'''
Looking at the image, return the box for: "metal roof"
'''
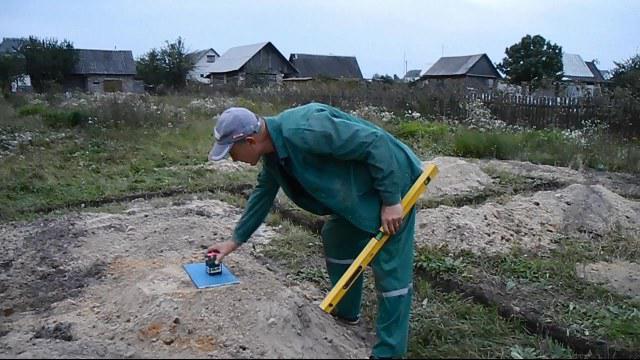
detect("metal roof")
[585,61,605,82]
[562,53,594,78]
[422,54,485,76]
[289,53,363,79]
[208,42,283,73]
[0,38,26,53]
[71,49,136,75]
[403,69,421,79]
[186,48,220,64]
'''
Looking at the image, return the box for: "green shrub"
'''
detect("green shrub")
[453,129,492,158]
[395,121,450,140]
[42,109,89,128]
[17,104,48,117]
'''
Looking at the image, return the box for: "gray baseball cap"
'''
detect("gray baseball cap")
[209,107,261,161]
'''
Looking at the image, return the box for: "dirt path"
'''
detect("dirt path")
[0,198,368,358]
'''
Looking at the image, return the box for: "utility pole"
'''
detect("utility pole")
[404,51,407,76]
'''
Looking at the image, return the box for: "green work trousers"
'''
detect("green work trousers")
[321,209,416,359]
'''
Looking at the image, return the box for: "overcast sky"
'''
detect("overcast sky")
[2,0,639,78]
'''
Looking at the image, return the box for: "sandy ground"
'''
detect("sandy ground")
[1,157,639,358]
[0,199,368,358]
[577,261,640,300]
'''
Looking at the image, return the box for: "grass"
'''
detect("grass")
[0,96,259,221]
[388,120,640,174]
[409,281,576,359]
[415,233,640,351]
[2,93,639,222]
[260,219,329,286]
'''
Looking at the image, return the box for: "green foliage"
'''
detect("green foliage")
[497,34,563,88]
[611,53,640,97]
[409,283,570,359]
[395,120,449,139]
[415,247,468,276]
[17,103,47,117]
[42,109,89,128]
[453,128,520,159]
[19,36,78,92]
[136,37,194,90]
[510,345,542,359]
[136,49,164,88]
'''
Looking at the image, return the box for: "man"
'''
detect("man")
[207,102,423,359]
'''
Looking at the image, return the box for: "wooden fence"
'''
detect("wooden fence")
[466,92,640,136]
[189,82,640,137]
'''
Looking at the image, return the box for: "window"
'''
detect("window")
[206,55,216,63]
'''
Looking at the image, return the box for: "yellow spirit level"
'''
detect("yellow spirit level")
[319,164,439,314]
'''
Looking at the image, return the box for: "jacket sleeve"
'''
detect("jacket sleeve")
[232,166,280,244]
[288,110,402,206]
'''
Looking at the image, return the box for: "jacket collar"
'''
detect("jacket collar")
[264,116,289,162]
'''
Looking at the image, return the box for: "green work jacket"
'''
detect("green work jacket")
[232,102,423,244]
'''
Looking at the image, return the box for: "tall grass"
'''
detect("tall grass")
[389,120,640,173]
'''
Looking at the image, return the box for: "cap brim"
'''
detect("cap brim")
[208,142,232,161]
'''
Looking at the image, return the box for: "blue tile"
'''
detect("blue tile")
[183,262,240,289]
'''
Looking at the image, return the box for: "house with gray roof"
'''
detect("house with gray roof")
[0,37,27,54]
[403,69,421,82]
[186,48,220,84]
[561,53,609,97]
[420,54,502,90]
[206,42,297,86]
[288,53,363,80]
[63,49,142,93]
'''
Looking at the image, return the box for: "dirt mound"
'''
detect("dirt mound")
[478,159,640,199]
[0,199,368,358]
[416,184,640,254]
[576,261,640,300]
[161,159,252,173]
[422,157,494,200]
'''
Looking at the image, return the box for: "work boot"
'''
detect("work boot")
[332,313,360,326]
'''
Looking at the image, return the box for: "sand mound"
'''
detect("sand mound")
[416,184,640,254]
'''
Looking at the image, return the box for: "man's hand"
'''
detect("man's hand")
[206,240,240,263]
[381,203,403,235]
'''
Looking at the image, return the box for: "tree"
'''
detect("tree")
[19,36,77,92]
[372,73,394,84]
[160,37,192,89]
[497,34,563,88]
[136,48,164,87]
[136,37,194,89]
[611,53,640,97]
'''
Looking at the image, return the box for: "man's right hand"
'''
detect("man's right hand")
[206,240,240,263]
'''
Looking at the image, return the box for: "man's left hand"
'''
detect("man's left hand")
[381,203,403,235]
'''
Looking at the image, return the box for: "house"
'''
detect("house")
[403,69,421,82]
[561,53,608,97]
[0,37,32,92]
[64,49,142,93]
[186,48,220,84]
[561,54,603,84]
[288,53,363,80]
[206,42,298,86]
[420,54,502,90]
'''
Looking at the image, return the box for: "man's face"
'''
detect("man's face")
[229,138,260,165]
